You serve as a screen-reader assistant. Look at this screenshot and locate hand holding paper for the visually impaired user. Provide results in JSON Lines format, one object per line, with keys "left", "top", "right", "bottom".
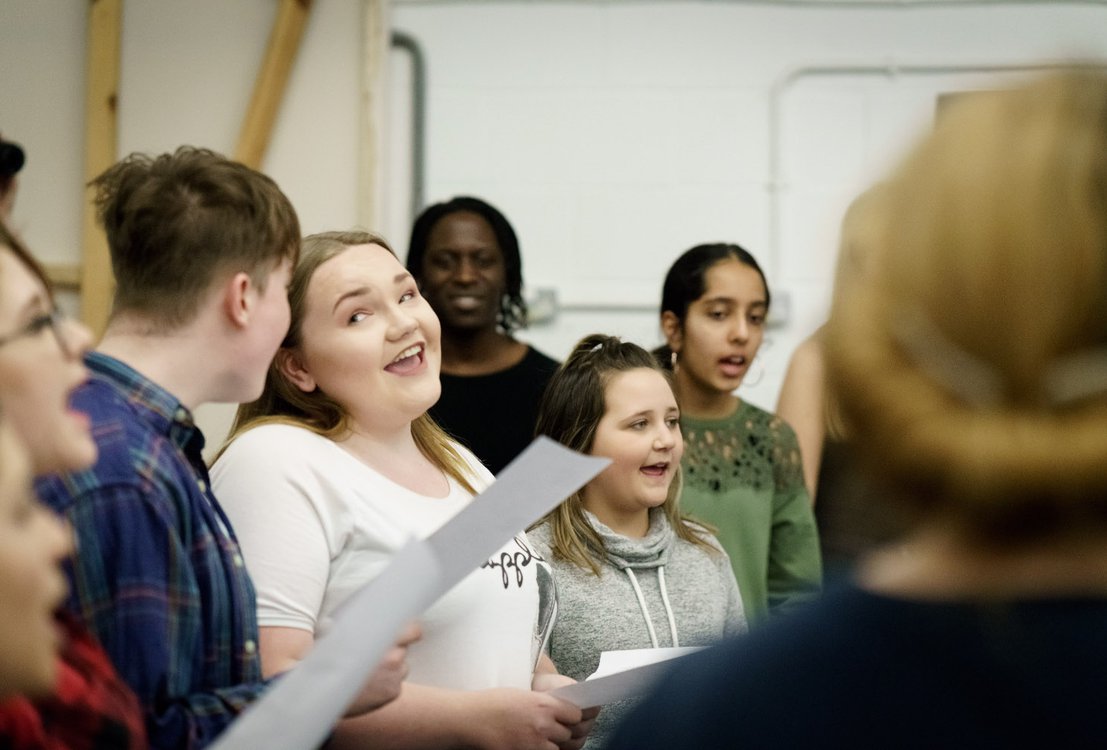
{"left": 343, "top": 620, "right": 422, "bottom": 717}
{"left": 209, "top": 437, "right": 609, "bottom": 750}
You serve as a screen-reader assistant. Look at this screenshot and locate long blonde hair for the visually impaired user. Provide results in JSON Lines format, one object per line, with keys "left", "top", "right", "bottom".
{"left": 826, "top": 68, "right": 1107, "bottom": 544}
{"left": 821, "top": 183, "right": 889, "bottom": 441}
{"left": 218, "top": 230, "right": 477, "bottom": 493}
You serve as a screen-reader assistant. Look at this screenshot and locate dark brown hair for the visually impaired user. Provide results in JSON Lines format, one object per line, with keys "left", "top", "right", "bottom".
{"left": 0, "top": 219, "right": 50, "bottom": 294}
{"left": 92, "top": 146, "right": 301, "bottom": 329}
{"left": 654, "top": 243, "right": 769, "bottom": 370}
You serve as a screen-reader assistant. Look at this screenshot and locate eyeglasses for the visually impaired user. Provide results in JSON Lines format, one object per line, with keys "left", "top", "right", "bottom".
{"left": 0, "top": 308, "right": 76, "bottom": 358}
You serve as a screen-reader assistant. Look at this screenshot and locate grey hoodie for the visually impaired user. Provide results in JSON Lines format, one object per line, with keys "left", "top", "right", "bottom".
{"left": 529, "top": 508, "right": 746, "bottom": 749}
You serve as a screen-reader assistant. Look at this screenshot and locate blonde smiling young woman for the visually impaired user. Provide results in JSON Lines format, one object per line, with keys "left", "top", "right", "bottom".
{"left": 213, "top": 231, "right": 595, "bottom": 750}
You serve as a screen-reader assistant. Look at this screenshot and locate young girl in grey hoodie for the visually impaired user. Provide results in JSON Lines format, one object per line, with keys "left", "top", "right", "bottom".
{"left": 529, "top": 334, "right": 746, "bottom": 749}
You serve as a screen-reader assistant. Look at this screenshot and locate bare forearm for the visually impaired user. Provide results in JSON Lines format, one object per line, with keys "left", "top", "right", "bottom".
{"left": 328, "top": 683, "right": 471, "bottom": 750}
{"left": 327, "top": 682, "right": 580, "bottom": 750}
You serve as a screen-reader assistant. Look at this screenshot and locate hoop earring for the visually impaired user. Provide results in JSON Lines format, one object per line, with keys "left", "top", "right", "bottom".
{"left": 742, "top": 355, "right": 764, "bottom": 388}
{"left": 741, "top": 337, "right": 771, "bottom": 389}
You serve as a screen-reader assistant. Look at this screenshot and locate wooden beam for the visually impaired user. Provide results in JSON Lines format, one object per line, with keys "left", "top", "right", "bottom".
{"left": 44, "top": 262, "right": 82, "bottom": 291}
{"left": 235, "top": 0, "right": 314, "bottom": 169}
{"left": 358, "top": 0, "right": 389, "bottom": 231}
{"left": 80, "top": 0, "right": 121, "bottom": 338}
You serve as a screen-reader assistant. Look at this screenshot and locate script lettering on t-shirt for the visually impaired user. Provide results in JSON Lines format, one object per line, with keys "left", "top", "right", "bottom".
{"left": 481, "top": 535, "right": 536, "bottom": 588}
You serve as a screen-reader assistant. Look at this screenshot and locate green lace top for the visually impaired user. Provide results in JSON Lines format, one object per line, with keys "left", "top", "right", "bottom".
{"left": 680, "top": 399, "right": 822, "bottom": 620}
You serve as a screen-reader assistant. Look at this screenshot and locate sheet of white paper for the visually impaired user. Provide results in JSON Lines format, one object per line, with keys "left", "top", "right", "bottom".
{"left": 210, "top": 437, "right": 609, "bottom": 750}
{"left": 426, "top": 436, "right": 610, "bottom": 574}
{"left": 551, "top": 648, "right": 704, "bottom": 709}
{"left": 589, "top": 647, "right": 704, "bottom": 680}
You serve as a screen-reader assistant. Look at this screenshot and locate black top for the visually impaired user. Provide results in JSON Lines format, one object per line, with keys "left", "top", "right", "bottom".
{"left": 815, "top": 437, "right": 907, "bottom": 574}
{"left": 608, "top": 581, "right": 1107, "bottom": 750}
{"left": 429, "top": 345, "right": 560, "bottom": 475}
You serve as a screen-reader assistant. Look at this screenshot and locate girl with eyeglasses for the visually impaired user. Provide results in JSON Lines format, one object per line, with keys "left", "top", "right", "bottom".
{"left": 0, "top": 219, "right": 146, "bottom": 749}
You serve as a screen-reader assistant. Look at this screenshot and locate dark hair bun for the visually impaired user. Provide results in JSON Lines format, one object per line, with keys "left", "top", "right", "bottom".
{"left": 0, "top": 140, "right": 25, "bottom": 177}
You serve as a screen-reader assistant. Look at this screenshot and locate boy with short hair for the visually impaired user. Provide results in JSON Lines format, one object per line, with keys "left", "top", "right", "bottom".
{"left": 37, "top": 146, "right": 300, "bottom": 748}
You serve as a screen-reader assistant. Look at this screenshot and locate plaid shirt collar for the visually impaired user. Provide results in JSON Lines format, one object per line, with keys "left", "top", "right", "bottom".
{"left": 85, "top": 351, "right": 206, "bottom": 459}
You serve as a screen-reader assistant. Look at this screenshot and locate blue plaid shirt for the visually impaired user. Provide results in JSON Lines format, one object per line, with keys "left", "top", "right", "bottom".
{"left": 36, "top": 352, "right": 269, "bottom": 749}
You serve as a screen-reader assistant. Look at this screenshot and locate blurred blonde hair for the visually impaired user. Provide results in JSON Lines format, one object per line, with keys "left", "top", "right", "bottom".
{"left": 825, "top": 68, "right": 1107, "bottom": 543}
{"left": 822, "top": 183, "right": 889, "bottom": 441}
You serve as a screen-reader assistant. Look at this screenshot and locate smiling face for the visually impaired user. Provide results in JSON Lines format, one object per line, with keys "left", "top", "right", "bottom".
{"left": 664, "top": 258, "right": 768, "bottom": 403}
{"left": 281, "top": 244, "right": 442, "bottom": 433}
{"left": 582, "top": 368, "right": 683, "bottom": 535}
{"left": 0, "top": 421, "right": 72, "bottom": 699}
{"left": 417, "top": 211, "right": 506, "bottom": 334}
{"left": 0, "top": 247, "right": 96, "bottom": 473}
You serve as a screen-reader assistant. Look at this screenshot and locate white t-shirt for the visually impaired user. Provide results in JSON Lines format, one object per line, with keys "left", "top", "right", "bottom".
{"left": 211, "top": 423, "right": 539, "bottom": 691}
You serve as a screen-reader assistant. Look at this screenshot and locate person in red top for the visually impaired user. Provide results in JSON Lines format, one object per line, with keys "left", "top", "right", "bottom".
{"left": 0, "top": 612, "right": 146, "bottom": 750}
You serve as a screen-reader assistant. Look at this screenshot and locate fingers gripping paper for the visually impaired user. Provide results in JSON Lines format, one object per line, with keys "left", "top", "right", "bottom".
{"left": 210, "top": 437, "right": 609, "bottom": 750}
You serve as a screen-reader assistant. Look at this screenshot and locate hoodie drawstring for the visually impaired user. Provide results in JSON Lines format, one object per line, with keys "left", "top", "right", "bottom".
{"left": 625, "top": 566, "right": 680, "bottom": 649}
{"left": 658, "top": 567, "right": 680, "bottom": 648}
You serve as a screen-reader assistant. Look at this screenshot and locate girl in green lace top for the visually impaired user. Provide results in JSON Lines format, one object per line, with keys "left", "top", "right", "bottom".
{"left": 657, "top": 244, "right": 822, "bottom": 621}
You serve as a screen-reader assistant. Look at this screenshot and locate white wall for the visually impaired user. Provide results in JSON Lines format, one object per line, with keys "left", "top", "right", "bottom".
{"left": 388, "top": 0, "right": 1107, "bottom": 412}
{"left": 2, "top": 0, "right": 371, "bottom": 451}
{"left": 2, "top": 0, "right": 1105, "bottom": 453}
